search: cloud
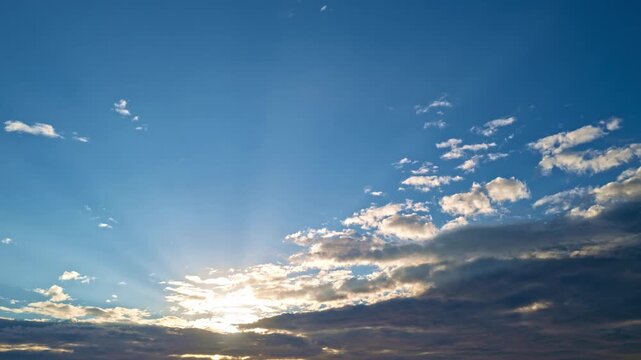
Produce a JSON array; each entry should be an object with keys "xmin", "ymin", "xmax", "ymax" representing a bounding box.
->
[
  {"xmin": 472, "ymin": 116, "xmax": 516, "ymax": 136},
  {"xmin": 410, "ymin": 162, "xmax": 437, "ymax": 175},
  {"xmin": 4, "ymin": 120, "xmax": 62, "ymax": 138},
  {"xmin": 320, "ymin": 5, "xmax": 327, "ymax": 11},
  {"xmin": 401, "ymin": 175, "xmax": 463, "ymax": 192},
  {"xmin": 414, "ymin": 96, "xmax": 452, "ymax": 114},
  {"xmin": 1, "ymin": 238, "xmax": 12, "ymax": 245},
  {"xmin": 485, "ymin": 177, "xmax": 530, "ymax": 202},
  {"xmin": 436, "ymin": 138, "xmax": 496, "ymax": 160},
  {"xmin": 528, "ymin": 118, "xmax": 636, "ymax": 174},
  {"xmin": 342, "ymin": 201, "xmax": 437, "ymax": 241},
  {"xmin": 34, "ymin": 285, "xmax": 71, "ymax": 302},
  {"xmin": 71, "ymin": 132, "xmax": 89, "ymax": 143},
  {"xmin": 440, "ymin": 183, "xmax": 494, "ymax": 217},
  {"xmin": 424, "ymin": 120, "xmax": 447, "ymax": 129},
  {"xmin": 456, "ymin": 153, "xmax": 508, "ymax": 173},
  {"xmin": 392, "ymin": 157, "xmax": 416, "ymax": 168},
  {"xmin": 537, "ymin": 143, "xmax": 641, "ymax": 174},
  {"xmin": 113, "ymin": 99, "xmax": 131, "ymax": 117},
  {"xmin": 59, "ymin": 271, "xmax": 93, "ymax": 284},
  {"xmin": 363, "ymin": 186, "xmax": 384, "ymax": 196},
  {"xmin": 98, "ymin": 223, "xmax": 112, "ymax": 229}
]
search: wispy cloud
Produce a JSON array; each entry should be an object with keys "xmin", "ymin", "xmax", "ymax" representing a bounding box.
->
[
  {"xmin": 436, "ymin": 138, "xmax": 496, "ymax": 160},
  {"xmin": 423, "ymin": 120, "xmax": 447, "ymax": 129},
  {"xmin": 471, "ymin": 116, "xmax": 516, "ymax": 136},
  {"xmin": 414, "ymin": 96, "xmax": 452, "ymax": 114}
]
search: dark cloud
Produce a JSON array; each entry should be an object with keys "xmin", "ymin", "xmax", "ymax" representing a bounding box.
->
[{"xmin": 3, "ymin": 202, "xmax": 641, "ymax": 359}]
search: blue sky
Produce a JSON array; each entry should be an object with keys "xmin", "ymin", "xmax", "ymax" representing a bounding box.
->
[{"xmin": 1, "ymin": 1, "xmax": 641, "ymax": 358}]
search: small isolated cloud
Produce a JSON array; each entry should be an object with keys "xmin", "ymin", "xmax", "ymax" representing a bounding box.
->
[
  {"xmin": 485, "ymin": 177, "xmax": 530, "ymax": 202},
  {"xmin": 424, "ymin": 120, "xmax": 447, "ymax": 129},
  {"xmin": 59, "ymin": 271, "xmax": 93, "ymax": 284},
  {"xmin": 34, "ymin": 285, "xmax": 71, "ymax": 302},
  {"xmin": 414, "ymin": 96, "xmax": 452, "ymax": 114},
  {"xmin": 98, "ymin": 223, "xmax": 112, "ymax": 229},
  {"xmin": 472, "ymin": 116, "xmax": 516, "ymax": 137},
  {"xmin": 320, "ymin": 5, "xmax": 328, "ymax": 11},
  {"xmin": 4, "ymin": 120, "xmax": 62, "ymax": 139},
  {"xmin": 71, "ymin": 132, "xmax": 89, "ymax": 143},
  {"xmin": 411, "ymin": 162, "xmax": 438, "ymax": 175},
  {"xmin": 364, "ymin": 186, "xmax": 384, "ymax": 197},
  {"xmin": 1, "ymin": 238, "xmax": 12, "ymax": 245},
  {"xmin": 113, "ymin": 99, "xmax": 131, "ymax": 117},
  {"xmin": 392, "ymin": 157, "xmax": 416, "ymax": 169},
  {"xmin": 401, "ymin": 175, "xmax": 463, "ymax": 192}
]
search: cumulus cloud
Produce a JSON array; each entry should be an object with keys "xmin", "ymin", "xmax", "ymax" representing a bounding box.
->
[
  {"xmin": 440, "ymin": 183, "xmax": 494, "ymax": 217},
  {"xmin": 472, "ymin": 116, "xmax": 516, "ymax": 137},
  {"xmin": 529, "ymin": 118, "xmax": 636, "ymax": 174},
  {"xmin": 4, "ymin": 120, "xmax": 62, "ymax": 138},
  {"xmin": 535, "ymin": 166, "xmax": 641, "ymax": 218},
  {"xmin": 34, "ymin": 285, "xmax": 71, "ymax": 303},
  {"xmin": 401, "ymin": 175, "xmax": 463, "ymax": 192},
  {"xmin": 59, "ymin": 271, "xmax": 93, "ymax": 284},
  {"xmin": 485, "ymin": 177, "xmax": 530, "ymax": 202},
  {"xmin": 342, "ymin": 201, "xmax": 436, "ymax": 241},
  {"xmin": 1, "ymin": 238, "xmax": 12, "ymax": 245}
]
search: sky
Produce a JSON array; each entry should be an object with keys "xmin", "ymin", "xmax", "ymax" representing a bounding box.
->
[{"xmin": 1, "ymin": 0, "xmax": 641, "ymax": 358}]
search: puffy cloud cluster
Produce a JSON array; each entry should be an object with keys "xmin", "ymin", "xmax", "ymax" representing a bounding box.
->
[
  {"xmin": 440, "ymin": 177, "xmax": 529, "ymax": 217},
  {"xmin": 535, "ymin": 166, "xmax": 641, "ymax": 218},
  {"xmin": 529, "ymin": 117, "xmax": 640, "ymax": 174}
]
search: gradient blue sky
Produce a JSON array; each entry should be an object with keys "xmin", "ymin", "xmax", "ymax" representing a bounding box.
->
[{"xmin": 1, "ymin": 0, "xmax": 641, "ymax": 338}]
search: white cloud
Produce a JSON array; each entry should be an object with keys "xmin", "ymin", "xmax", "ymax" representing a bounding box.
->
[
  {"xmin": 529, "ymin": 124, "xmax": 607, "ymax": 155},
  {"xmin": 320, "ymin": 5, "xmax": 328, "ymax": 11},
  {"xmin": 71, "ymin": 132, "xmax": 89, "ymax": 143},
  {"xmin": 59, "ymin": 271, "xmax": 93, "ymax": 284},
  {"xmin": 363, "ymin": 187, "xmax": 383, "ymax": 196},
  {"xmin": 415, "ymin": 96, "xmax": 452, "ymax": 114},
  {"xmin": 113, "ymin": 99, "xmax": 131, "ymax": 117},
  {"xmin": 534, "ymin": 166, "xmax": 641, "ymax": 218},
  {"xmin": 593, "ymin": 166, "xmax": 641, "ymax": 204},
  {"xmin": 392, "ymin": 157, "xmax": 415, "ymax": 168},
  {"xmin": 98, "ymin": 223, "xmax": 112, "ymax": 229},
  {"xmin": 436, "ymin": 138, "xmax": 496, "ymax": 160},
  {"xmin": 401, "ymin": 175, "xmax": 463, "ymax": 192},
  {"xmin": 343, "ymin": 201, "xmax": 436, "ymax": 241},
  {"xmin": 1, "ymin": 238, "xmax": 12, "ymax": 245},
  {"xmin": 441, "ymin": 216, "xmax": 468, "ymax": 231},
  {"xmin": 424, "ymin": 120, "xmax": 447, "ymax": 129},
  {"xmin": 440, "ymin": 183, "xmax": 494, "ymax": 217},
  {"xmin": 4, "ymin": 120, "xmax": 62, "ymax": 138},
  {"xmin": 485, "ymin": 177, "xmax": 530, "ymax": 203},
  {"xmin": 529, "ymin": 118, "xmax": 637, "ymax": 175},
  {"xmin": 34, "ymin": 285, "xmax": 71, "ymax": 302},
  {"xmin": 533, "ymin": 187, "xmax": 592, "ymax": 215},
  {"xmin": 537, "ymin": 144, "xmax": 641, "ymax": 174},
  {"xmin": 472, "ymin": 116, "xmax": 516, "ymax": 136},
  {"xmin": 411, "ymin": 163, "xmax": 437, "ymax": 175}
]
